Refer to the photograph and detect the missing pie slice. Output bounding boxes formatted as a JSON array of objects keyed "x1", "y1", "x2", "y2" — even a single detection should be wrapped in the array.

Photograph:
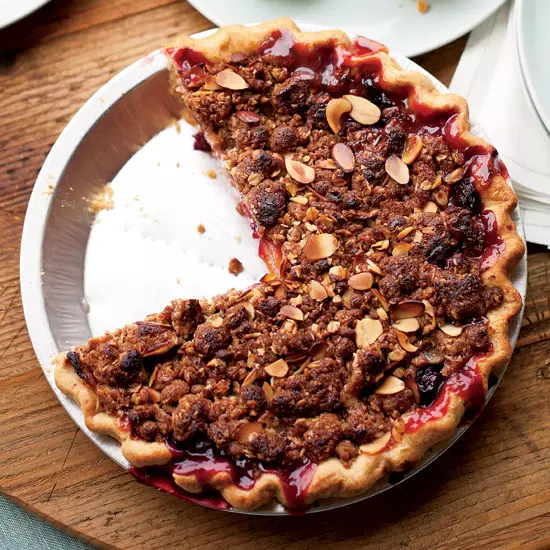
[{"x1": 54, "y1": 19, "x2": 525, "y2": 511}]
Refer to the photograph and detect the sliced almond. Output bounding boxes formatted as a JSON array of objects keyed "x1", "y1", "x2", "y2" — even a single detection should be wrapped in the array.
[
  {"x1": 344, "y1": 94, "x2": 381, "y2": 125},
  {"x1": 393, "y1": 317, "x2": 420, "y2": 333},
  {"x1": 262, "y1": 382, "x2": 274, "y2": 404},
  {"x1": 203, "y1": 75, "x2": 221, "y2": 90},
  {"x1": 329, "y1": 265, "x2": 347, "y2": 281},
  {"x1": 402, "y1": 135, "x2": 423, "y2": 164},
  {"x1": 423, "y1": 201, "x2": 438, "y2": 213},
  {"x1": 396, "y1": 330, "x2": 418, "y2": 353},
  {"x1": 390, "y1": 300, "x2": 425, "y2": 320},
  {"x1": 317, "y1": 159, "x2": 338, "y2": 170},
  {"x1": 236, "y1": 422, "x2": 264, "y2": 444},
  {"x1": 327, "y1": 320, "x2": 340, "y2": 334},
  {"x1": 348, "y1": 271, "x2": 374, "y2": 290},
  {"x1": 355, "y1": 318, "x2": 384, "y2": 348},
  {"x1": 413, "y1": 230, "x2": 423, "y2": 243},
  {"x1": 326, "y1": 97, "x2": 352, "y2": 133},
  {"x1": 372, "y1": 239, "x2": 390, "y2": 250},
  {"x1": 375, "y1": 375, "x2": 406, "y2": 395},
  {"x1": 215, "y1": 69, "x2": 248, "y2": 90},
  {"x1": 265, "y1": 358, "x2": 289, "y2": 377},
  {"x1": 142, "y1": 340, "x2": 177, "y2": 357},
  {"x1": 342, "y1": 287, "x2": 355, "y2": 308},
  {"x1": 444, "y1": 167, "x2": 465, "y2": 184},
  {"x1": 377, "y1": 307, "x2": 388, "y2": 321},
  {"x1": 392, "y1": 243, "x2": 412, "y2": 257},
  {"x1": 242, "y1": 368, "x2": 258, "y2": 386},
  {"x1": 388, "y1": 348, "x2": 406, "y2": 362},
  {"x1": 289, "y1": 195, "x2": 309, "y2": 206},
  {"x1": 360, "y1": 432, "x2": 391, "y2": 455},
  {"x1": 439, "y1": 323, "x2": 463, "y2": 337},
  {"x1": 371, "y1": 288, "x2": 389, "y2": 311},
  {"x1": 235, "y1": 110, "x2": 261, "y2": 123},
  {"x1": 331, "y1": 143, "x2": 355, "y2": 173},
  {"x1": 280, "y1": 305, "x2": 304, "y2": 321},
  {"x1": 285, "y1": 157, "x2": 315, "y2": 184},
  {"x1": 433, "y1": 189, "x2": 448, "y2": 208},
  {"x1": 303, "y1": 233, "x2": 338, "y2": 260},
  {"x1": 397, "y1": 226, "x2": 414, "y2": 239},
  {"x1": 385, "y1": 155, "x2": 410, "y2": 184},
  {"x1": 366, "y1": 258, "x2": 382, "y2": 276},
  {"x1": 309, "y1": 280, "x2": 328, "y2": 301}
]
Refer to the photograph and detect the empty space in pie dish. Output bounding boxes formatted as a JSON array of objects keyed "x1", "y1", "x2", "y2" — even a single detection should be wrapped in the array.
[{"x1": 85, "y1": 122, "x2": 266, "y2": 334}]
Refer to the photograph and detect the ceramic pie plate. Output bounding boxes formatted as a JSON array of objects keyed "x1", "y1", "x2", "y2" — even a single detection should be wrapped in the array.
[{"x1": 20, "y1": 25, "x2": 527, "y2": 515}]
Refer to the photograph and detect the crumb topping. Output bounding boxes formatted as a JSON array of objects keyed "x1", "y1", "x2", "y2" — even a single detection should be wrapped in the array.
[
  {"x1": 67, "y1": 35, "x2": 505, "y2": 469},
  {"x1": 228, "y1": 257, "x2": 244, "y2": 276}
]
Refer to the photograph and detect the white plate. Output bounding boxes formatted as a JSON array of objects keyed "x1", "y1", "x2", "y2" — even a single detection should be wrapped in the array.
[
  {"x1": 0, "y1": 0, "x2": 50, "y2": 29},
  {"x1": 516, "y1": 0, "x2": 550, "y2": 134},
  {"x1": 20, "y1": 25, "x2": 526, "y2": 515},
  {"x1": 187, "y1": 0, "x2": 507, "y2": 57}
]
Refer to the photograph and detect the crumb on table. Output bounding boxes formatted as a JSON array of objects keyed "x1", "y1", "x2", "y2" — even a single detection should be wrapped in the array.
[
  {"x1": 205, "y1": 169, "x2": 217, "y2": 179},
  {"x1": 417, "y1": 0, "x2": 429, "y2": 13},
  {"x1": 228, "y1": 257, "x2": 244, "y2": 276},
  {"x1": 197, "y1": 224, "x2": 206, "y2": 234}
]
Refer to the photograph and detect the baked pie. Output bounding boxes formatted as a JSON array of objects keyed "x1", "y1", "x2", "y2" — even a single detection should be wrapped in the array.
[{"x1": 54, "y1": 19, "x2": 524, "y2": 511}]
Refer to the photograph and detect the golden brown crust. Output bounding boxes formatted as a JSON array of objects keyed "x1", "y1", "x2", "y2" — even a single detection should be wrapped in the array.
[{"x1": 55, "y1": 19, "x2": 524, "y2": 511}]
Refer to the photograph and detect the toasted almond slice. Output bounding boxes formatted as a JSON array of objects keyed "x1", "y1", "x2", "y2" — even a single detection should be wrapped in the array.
[
  {"x1": 388, "y1": 348, "x2": 406, "y2": 362},
  {"x1": 327, "y1": 320, "x2": 340, "y2": 333},
  {"x1": 396, "y1": 330, "x2": 418, "y2": 352},
  {"x1": 366, "y1": 258, "x2": 382, "y2": 275},
  {"x1": 210, "y1": 316, "x2": 224, "y2": 327},
  {"x1": 377, "y1": 307, "x2": 388, "y2": 321},
  {"x1": 285, "y1": 157, "x2": 315, "y2": 184},
  {"x1": 317, "y1": 158, "x2": 338, "y2": 170},
  {"x1": 423, "y1": 201, "x2": 438, "y2": 213},
  {"x1": 392, "y1": 243, "x2": 412, "y2": 257},
  {"x1": 142, "y1": 340, "x2": 177, "y2": 357},
  {"x1": 422, "y1": 299, "x2": 436, "y2": 331},
  {"x1": 235, "y1": 110, "x2": 261, "y2": 123},
  {"x1": 355, "y1": 318, "x2": 384, "y2": 348},
  {"x1": 331, "y1": 143, "x2": 355, "y2": 173},
  {"x1": 385, "y1": 155, "x2": 410, "y2": 184},
  {"x1": 242, "y1": 368, "x2": 258, "y2": 386},
  {"x1": 290, "y1": 195, "x2": 309, "y2": 205},
  {"x1": 236, "y1": 422, "x2": 264, "y2": 444},
  {"x1": 303, "y1": 233, "x2": 338, "y2": 260},
  {"x1": 439, "y1": 323, "x2": 463, "y2": 337},
  {"x1": 329, "y1": 265, "x2": 347, "y2": 281},
  {"x1": 444, "y1": 167, "x2": 465, "y2": 184},
  {"x1": 215, "y1": 69, "x2": 249, "y2": 90},
  {"x1": 203, "y1": 75, "x2": 221, "y2": 90},
  {"x1": 344, "y1": 94, "x2": 381, "y2": 125},
  {"x1": 326, "y1": 97, "x2": 352, "y2": 133},
  {"x1": 402, "y1": 135, "x2": 423, "y2": 164},
  {"x1": 280, "y1": 304, "x2": 304, "y2": 321},
  {"x1": 243, "y1": 302, "x2": 255, "y2": 320},
  {"x1": 265, "y1": 358, "x2": 289, "y2": 377},
  {"x1": 342, "y1": 287, "x2": 355, "y2": 308},
  {"x1": 348, "y1": 271, "x2": 374, "y2": 290},
  {"x1": 390, "y1": 300, "x2": 425, "y2": 320},
  {"x1": 433, "y1": 189, "x2": 448, "y2": 207},
  {"x1": 360, "y1": 432, "x2": 391, "y2": 455},
  {"x1": 309, "y1": 280, "x2": 328, "y2": 301},
  {"x1": 371, "y1": 288, "x2": 389, "y2": 311},
  {"x1": 262, "y1": 382, "x2": 274, "y2": 404},
  {"x1": 397, "y1": 226, "x2": 414, "y2": 239},
  {"x1": 372, "y1": 239, "x2": 390, "y2": 250},
  {"x1": 393, "y1": 317, "x2": 420, "y2": 333},
  {"x1": 375, "y1": 375, "x2": 406, "y2": 395}
]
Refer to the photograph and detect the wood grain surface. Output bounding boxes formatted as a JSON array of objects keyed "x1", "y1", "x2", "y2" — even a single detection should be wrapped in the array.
[{"x1": 0, "y1": 2, "x2": 549, "y2": 549}]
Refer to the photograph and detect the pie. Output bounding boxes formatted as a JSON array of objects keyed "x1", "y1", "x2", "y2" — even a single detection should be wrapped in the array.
[{"x1": 54, "y1": 18, "x2": 525, "y2": 511}]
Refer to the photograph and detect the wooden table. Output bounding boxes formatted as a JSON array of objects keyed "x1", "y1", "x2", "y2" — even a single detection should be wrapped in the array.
[{"x1": 1, "y1": 2, "x2": 549, "y2": 548}]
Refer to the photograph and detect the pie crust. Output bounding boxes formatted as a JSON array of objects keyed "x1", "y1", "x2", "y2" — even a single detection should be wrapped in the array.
[{"x1": 54, "y1": 19, "x2": 524, "y2": 511}]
